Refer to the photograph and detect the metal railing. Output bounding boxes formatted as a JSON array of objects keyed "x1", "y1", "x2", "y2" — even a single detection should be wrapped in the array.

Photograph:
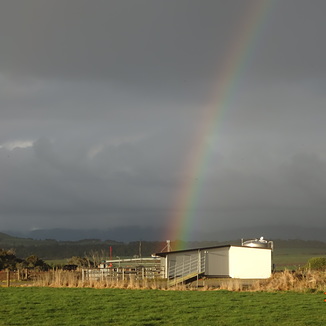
[
  {"x1": 168, "y1": 251, "x2": 205, "y2": 285},
  {"x1": 83, "y1": 265, "x2": 164, "y2": 281}
]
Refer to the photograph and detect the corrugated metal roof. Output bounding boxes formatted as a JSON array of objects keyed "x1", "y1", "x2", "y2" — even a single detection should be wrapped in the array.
[{"x1": 155, "y1": 244, "x2": 271, "y2": 257}]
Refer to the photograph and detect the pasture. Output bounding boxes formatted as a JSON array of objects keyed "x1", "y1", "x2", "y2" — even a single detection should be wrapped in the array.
[
  {"x1": 273, "y1": 247, "x2": 326, "y2": 270},
  {"x1": 0, "y1": 287, "x2": 325, "y2": 326}
]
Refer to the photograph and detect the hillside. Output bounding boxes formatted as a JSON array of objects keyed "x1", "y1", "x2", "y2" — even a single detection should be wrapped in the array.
[
  {"x1": 0, "y1": 232, "x2": 129, "y2": 259},
  {"x1": 0, "y1": 232, "x2": 325, "y2": 269},
  {"x1": 5, "y1": 224, "x2": 326, "y2": 242}
]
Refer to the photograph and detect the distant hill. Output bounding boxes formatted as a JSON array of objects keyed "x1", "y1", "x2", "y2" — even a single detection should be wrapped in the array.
[
  {"x1": 205, "y1": 225, "x2": 326, "y2": 243},
  {"x1": 4, "y1": 224, "x2": 326, "y2": 242},
  {"x1": 6, "y1": 226, "x2": 163, "y2": 242},
  {"x1": 0, "y1": 231, "x2": 126, "y2": 259},
  {"x1": 0, "y1": 232, "x2": 13, "y2": 240},
  {"x1": 0, "y1": 232, "x2": 57, "y2": 246},
  {"x1": 0, "y1": 232, "x2": 121, "y2": 248},
  {"x1": 0, "y1": 231, "x2": 325, "y2": 266}
]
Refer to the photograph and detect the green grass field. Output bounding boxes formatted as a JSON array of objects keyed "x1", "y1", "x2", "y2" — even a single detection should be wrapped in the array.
[
  {"x1": 0, "y1": 287, "x2": 325, "y2": 326},
  {"x1": 44, "y1": 259, "x2": 68, "y2": 266},
  {"x1": 273, "y1": 247, "x2": 326, "y2": 270}
]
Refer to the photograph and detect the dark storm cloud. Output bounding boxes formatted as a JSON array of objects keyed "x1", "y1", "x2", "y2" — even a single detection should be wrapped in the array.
[
  {"x1": 1, "y1": 0, "x2": 325, "y2": 84},
  {"x1": 0, "y1": 0, "x2": 325, "y2": 236},
  {"x1": 250, "y1": 1, "x2": 326, "y2": 81},
  {"x1": 0, "y1": 0, "x2": 243, "y2": 84},
  {"x1": 0, "y1": 128, "x2": 195, "y2": 230}
]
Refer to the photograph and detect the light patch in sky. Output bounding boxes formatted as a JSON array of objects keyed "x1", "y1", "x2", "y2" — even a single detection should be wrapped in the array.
[
  {"x1": 108, "y1": 134, "x2": 147, "y2": 147},
  {"x1": 87, "y1": 144, "x2": 104, "y2": 160},
  {"x1": 0, "y1": 140, "x2": 34, "y2": 151},
  {"x1": 87, "y1": 134, "x2": 147, "y2": 159}
]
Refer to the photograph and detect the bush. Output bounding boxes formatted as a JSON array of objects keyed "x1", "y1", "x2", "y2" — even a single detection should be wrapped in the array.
[
  {"x1": 26, "y1": 255, "x2": 50, "y2": 271},
  {"x1": 306, "y1": 257, "x2": 326, "y2": 270},
  {"x1": 0, "y1": 249, "x2": 19, "y2": 270}
]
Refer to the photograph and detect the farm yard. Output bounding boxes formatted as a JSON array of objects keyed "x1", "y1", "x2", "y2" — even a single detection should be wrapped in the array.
[
  {"x1": 1, "y1": 236, "x2": 325, "y2": 325},
  {"x1": 0, "y1": 287, "x2": 325, "y2": 326}
]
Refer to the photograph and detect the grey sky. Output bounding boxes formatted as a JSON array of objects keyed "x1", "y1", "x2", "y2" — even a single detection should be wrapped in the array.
[{"x1": 0, "y1": 0, "x2": 325, "y2": 238}]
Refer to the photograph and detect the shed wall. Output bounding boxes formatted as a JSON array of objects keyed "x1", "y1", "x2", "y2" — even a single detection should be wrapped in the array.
[
  {"x1": 205, "y1": 247, "x2": 229, "y2": 277},
  {"x1": 229, "y1": 246, "x2": 271, "y2": 279}
]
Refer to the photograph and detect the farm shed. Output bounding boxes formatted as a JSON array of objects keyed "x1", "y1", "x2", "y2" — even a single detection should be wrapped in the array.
[{"x1": 155, "y1": 244, "x2": 272, "y2": 285}]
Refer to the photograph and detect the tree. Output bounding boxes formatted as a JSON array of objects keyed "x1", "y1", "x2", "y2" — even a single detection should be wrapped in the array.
[
  {"x1": 0, "y1": 249, "x2": 18, "y2": 270},
  {"x1": 67, "y1": 256, "x2": 92, "y2": 268},
  {"x1": 25, "y1": 255, "x2": 50, "y2": 271}
]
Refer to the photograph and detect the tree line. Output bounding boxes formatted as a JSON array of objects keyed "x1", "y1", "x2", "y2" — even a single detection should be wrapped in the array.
[{"x1": 2, "y1": 241, "x2": 166, "y2": 260}]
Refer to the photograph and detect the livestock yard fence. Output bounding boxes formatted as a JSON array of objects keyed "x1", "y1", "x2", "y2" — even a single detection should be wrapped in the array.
[{"x1": 82, "y1": 265, "x2": 164, "y2": 282}]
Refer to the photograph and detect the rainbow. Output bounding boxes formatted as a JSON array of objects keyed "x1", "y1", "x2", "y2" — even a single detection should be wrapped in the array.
[{"x1": 166, "y1": 0, "x2": 275, "y2": 250}]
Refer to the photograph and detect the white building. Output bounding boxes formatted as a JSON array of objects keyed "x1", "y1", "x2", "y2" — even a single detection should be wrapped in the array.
[{"x1": 155, "y1": 244, "x2": 272, "y2": 285}]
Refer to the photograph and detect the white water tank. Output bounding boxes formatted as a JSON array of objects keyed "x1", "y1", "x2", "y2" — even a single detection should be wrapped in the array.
[{"x1": 242, "y1": 237, "x2": 273, "y2": 249}]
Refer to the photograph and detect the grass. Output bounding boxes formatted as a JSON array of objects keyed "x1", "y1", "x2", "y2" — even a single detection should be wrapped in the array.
[
  {"x1": 45, "y1": 259, "x2": 68, "y2": 267},
  {"x1": 0, "y1": 287, "x2": 325, "y2": 326}
]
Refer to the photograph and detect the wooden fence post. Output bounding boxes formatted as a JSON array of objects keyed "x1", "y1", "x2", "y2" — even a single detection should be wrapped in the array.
[{"x1": 6, "y1": 269, "x2": 10, "y2": 287}]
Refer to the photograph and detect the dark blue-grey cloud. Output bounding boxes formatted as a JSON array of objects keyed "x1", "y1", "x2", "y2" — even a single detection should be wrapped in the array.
[{"x1": 0, "y1": 0, "x2": 325, "y2": 236}]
